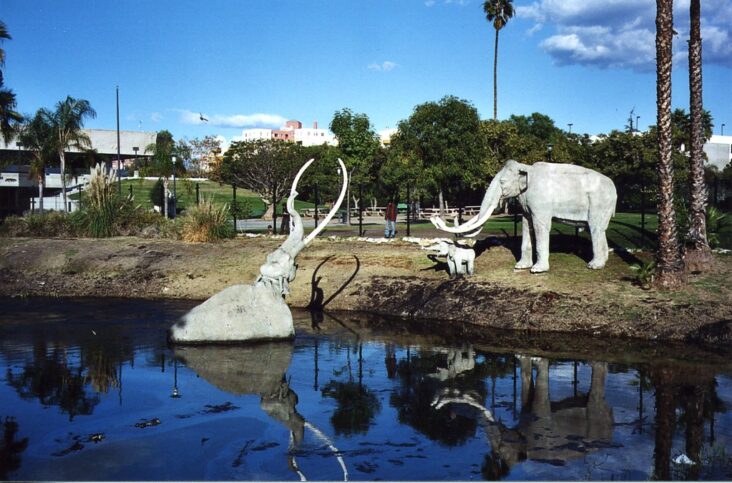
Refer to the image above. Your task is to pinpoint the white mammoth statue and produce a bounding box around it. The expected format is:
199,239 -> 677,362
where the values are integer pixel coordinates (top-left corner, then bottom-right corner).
422,240 -> 475,277
432,160 -> 617,273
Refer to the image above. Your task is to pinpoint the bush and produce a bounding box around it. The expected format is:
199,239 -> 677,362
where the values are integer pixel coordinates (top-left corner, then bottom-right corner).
150,178 -> 165,208
0,212 -> 76,237
180,197 -> 234,242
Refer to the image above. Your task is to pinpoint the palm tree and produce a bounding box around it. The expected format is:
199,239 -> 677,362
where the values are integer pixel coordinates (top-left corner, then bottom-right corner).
483,0 -> 515,120
0,20 -> 22,143
145,130 -> 176,217
655,0 -> 685,288
19,111 -> 55,214
685,0 -> 712,270
41,96 -> 96,213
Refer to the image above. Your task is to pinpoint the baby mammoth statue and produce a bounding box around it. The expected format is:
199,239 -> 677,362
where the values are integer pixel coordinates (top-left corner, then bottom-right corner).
423,240 -> 475,278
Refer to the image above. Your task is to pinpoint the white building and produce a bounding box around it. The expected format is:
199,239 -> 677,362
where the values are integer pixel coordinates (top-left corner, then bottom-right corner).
237,120 -> 337,147
241,128 -> 273,143
703,135 -> 732,171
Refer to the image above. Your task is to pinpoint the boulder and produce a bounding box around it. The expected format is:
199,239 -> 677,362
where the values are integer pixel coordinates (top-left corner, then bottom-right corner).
169,284 -> 294,343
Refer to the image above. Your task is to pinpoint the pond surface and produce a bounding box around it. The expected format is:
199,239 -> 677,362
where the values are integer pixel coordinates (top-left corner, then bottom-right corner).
1,298 -> 731,481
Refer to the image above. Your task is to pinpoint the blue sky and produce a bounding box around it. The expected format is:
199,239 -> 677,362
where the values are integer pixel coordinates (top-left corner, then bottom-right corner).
3,0 -> 731,146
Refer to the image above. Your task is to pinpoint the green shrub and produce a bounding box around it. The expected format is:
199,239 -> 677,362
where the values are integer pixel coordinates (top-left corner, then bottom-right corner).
0,212 -> 75,237
150,178 -> 165,207
630,260 -> 656,290
180,197 -> 234,242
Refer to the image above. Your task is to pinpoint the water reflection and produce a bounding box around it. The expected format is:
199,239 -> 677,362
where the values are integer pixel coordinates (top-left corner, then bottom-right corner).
0,417 -> 29,479
0,299 -> 731,480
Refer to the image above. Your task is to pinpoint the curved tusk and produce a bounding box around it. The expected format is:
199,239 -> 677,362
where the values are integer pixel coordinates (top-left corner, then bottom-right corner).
304,421 -> 348,481
302,158 -> 348,246
431,210 -> 491,234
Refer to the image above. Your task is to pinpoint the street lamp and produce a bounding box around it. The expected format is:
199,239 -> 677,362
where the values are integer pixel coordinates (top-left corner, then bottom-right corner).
723,123 -> 726,136
132,146 -> 139,169
172,155 -> 177,211
567,123 -> 573,134
546,143 -> 553,162
636,115 -> 641,133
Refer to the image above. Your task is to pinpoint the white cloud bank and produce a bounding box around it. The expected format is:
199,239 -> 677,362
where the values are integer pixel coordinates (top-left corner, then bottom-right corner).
517,0 -> 732,71
175,109 -> 287,128
368,61 -> 398,72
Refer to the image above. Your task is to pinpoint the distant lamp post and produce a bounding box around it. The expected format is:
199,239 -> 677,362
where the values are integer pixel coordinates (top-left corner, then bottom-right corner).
567,123 -> 573,134
172,155 -> 177,202
635,116 -> 641,133
546,143 -> 553,162
132,146 -> 139,166
723,123 -> 726,136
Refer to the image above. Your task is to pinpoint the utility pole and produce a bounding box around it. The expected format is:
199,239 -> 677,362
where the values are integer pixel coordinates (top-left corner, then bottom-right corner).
116,86 -> 122,195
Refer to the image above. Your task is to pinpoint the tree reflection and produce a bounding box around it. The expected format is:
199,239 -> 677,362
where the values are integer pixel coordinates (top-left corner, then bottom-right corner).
389,347 -> 488,446
0,417 -> 29,480
322,343 -> 381,436
5,332 -> 135,419
650,363 -> 724,481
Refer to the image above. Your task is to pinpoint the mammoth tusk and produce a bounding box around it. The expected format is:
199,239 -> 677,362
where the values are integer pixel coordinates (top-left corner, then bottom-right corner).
302,158 -> 348,246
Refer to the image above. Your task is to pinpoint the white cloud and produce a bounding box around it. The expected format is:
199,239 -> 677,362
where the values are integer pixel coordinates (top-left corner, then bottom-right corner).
150,112 -> 163,123
425,0 -> 467,6
174,109 -> 287,128
519,0 -> 732,71
368,61 -> 398,72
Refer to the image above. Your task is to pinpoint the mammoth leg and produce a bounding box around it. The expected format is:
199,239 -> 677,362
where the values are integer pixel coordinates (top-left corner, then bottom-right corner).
515,216 -> 534,270
530,216 -> 551,273
587,203 -> 613,269
466,253 -> 475,275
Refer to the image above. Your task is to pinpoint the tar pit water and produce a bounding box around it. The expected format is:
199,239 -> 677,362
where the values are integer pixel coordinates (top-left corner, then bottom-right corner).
1,297 -> 731,481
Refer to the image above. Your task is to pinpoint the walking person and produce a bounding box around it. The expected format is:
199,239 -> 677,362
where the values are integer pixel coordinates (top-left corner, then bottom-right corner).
384,201 -> 397,238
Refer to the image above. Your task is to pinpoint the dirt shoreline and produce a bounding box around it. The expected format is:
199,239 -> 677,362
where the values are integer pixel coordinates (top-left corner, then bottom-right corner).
1,235 -> 730,348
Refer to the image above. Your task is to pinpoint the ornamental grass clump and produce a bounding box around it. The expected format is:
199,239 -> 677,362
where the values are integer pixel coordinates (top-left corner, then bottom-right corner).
0,212 -> 75,237
180,197 -> 234,242
72,163 -> 154,238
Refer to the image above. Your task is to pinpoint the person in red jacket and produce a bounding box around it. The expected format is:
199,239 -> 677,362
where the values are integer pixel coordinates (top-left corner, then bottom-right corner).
384,201 -> 397,238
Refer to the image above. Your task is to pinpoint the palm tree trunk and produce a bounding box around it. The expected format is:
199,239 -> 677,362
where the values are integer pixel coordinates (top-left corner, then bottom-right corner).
493,28 -> 499,121
38,176 -> 44,215
163,177 -> 169,218
685,0 -> 712,270
654,0 -> 685,289
59,150 -> 68,213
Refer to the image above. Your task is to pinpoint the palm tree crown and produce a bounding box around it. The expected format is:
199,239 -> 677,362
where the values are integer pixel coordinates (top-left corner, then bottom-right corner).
41,96 -> 97,212
0,20 -> 22,143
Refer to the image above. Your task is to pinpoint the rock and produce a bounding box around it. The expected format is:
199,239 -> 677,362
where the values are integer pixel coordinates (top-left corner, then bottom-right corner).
169,284 -> 294,343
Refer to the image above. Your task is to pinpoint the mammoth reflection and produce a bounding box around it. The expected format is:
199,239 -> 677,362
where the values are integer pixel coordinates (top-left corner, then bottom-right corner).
394,348 -> 615,475
481,357 -> 614,477
175,343 -> 347,481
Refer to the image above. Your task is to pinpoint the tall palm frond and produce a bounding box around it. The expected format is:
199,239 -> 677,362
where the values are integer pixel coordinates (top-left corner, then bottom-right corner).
0,87 -> 22,143
483,0 -> 515,120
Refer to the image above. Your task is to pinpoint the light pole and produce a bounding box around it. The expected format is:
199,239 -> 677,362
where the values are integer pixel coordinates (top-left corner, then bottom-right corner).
636,115 -> 641,133
547,143 -> 553,162
172,156 -> 177,218
132,146 -> 139,171
723,123 -> 726,136
567,123 -> 573,134
116,86 -> 122,195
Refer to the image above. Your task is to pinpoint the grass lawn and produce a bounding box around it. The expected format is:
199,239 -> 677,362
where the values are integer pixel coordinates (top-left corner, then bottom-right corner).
73,178 -> 314,217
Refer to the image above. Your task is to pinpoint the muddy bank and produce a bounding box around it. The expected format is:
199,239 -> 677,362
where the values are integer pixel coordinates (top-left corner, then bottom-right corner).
0,236 -> 730,347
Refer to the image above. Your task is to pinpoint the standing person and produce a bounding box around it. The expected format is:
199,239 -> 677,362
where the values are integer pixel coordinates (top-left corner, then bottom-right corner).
384,201 -> 397,238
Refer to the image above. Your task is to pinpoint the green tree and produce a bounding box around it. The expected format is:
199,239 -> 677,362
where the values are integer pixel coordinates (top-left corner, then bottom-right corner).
391,96 -> 484,213
0,21 -> 22,143
218,139 -> 304,233
654,0 -> 685,288
18,111 -> 55,214
329,108 -> 382,222
40,96 -> 97,213
144,130 -> 182,217
483,0 -> 515,120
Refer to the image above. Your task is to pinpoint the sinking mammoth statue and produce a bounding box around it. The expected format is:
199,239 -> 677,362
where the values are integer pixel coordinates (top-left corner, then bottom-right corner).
170,158 -> 348,343
432,160 -> 617,273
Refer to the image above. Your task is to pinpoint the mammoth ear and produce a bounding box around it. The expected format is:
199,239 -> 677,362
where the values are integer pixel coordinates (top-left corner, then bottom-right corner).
518,169 -> 529,192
